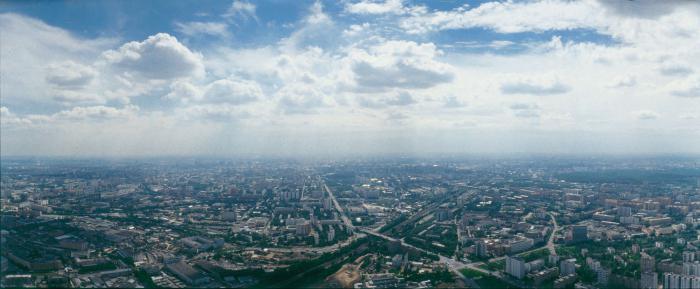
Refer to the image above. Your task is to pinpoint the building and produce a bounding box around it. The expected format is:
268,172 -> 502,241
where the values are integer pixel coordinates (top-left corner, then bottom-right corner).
663,273 -> 700,289
180,236 -> 224,252
640,272 -> 657,289
525,259 -> 545,273
58,238 -> 89,251
475,240 -> 488,258
506,256 -> 526,279
683,262 -> 700,276
508,237 -> 534,254
641,253 -> 656,273
165,261 -> 209,285
548,254 -> 560,266
560,259 -> 576,276
596,268 -> 610,286
296,221 -> 311,236
221,211 -> 236,221
529,267 -> 559,286
554,274 -> 577,289
323,198 -> 333,210
571,225 -> 588,243
327,227 -> 335,241
361,273 -> 405,288
435,204 -> 452,222
618,206 -> 632,217
684,252 -> 696,263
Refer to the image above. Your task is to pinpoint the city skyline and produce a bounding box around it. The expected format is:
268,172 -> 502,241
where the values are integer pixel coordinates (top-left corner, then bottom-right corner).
1,0 -> 700,157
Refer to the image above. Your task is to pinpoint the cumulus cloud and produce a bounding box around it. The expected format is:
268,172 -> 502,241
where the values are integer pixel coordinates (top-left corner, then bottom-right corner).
204,78 -> 263,104
0,13 -> 114,108
669,76 -> 700,98
175,21 -> 229,38
608,75 -> 636,88
635,110 -> 659,120
276,85 -> 328,114
3,0 -> 700,156
357,91 -> 416,109
342,23 -> 370,37
398,0 -> 700,49
658,62 -> 693,76
509,103 -> 540,118
1,105 -> 139,128
178,104 -> 250,122
400,1 -> 602,34
597,0 -> 694,19
279,1 -> 334,51
102,33 -> 205,80
501,76 -> 570,95
345,0 -> 406,15
348,41 -> 453,92
45,61 -> 97,87
223,0 -> 257,21
0,107 -> 32,126
166,78 -> 263,105
53,105 -> 139,120
443,95 -> 467,108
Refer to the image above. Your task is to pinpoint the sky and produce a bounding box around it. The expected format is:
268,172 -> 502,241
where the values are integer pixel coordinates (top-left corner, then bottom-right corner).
1,0 -> 699,157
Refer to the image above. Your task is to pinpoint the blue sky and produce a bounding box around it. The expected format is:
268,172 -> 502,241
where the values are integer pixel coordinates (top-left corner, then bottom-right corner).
0,0 -> 613,52
1,0 -> 699,157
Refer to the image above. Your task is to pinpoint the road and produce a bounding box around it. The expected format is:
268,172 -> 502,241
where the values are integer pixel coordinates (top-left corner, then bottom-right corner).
546,212 -> 559,255
323,181 -> 355,231
362,228 -> 487,288
485,213 -> 560,264
244,178 -> 365,254
245,232 -> 366,254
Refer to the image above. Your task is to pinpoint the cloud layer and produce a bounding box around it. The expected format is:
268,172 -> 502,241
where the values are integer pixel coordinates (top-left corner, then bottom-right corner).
1,0 -> 700,156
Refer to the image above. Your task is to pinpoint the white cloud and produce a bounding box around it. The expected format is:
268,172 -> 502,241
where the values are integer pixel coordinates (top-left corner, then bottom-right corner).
658,62 -> 693,76
347,41 -> 454,92
400,1 -> 603,34
175,21 -> 229,38
635,110 -> 659,120
342,23 -> 370,37
3,1 -> 700,156
53,105 -> 139,121
509,103 -> 540,118
345,0 -> 406,15
279,1 -> 334,51
276,84 -> 328,114
166,77 -> 264,105
357,91 -> 416,109
45,61 -> 97,88
0,13 -> 114,108
203,78 -> 262,104
102,33 -> 205,80
1,105 -> 139,128
669,76 -> 700,98
608,75 -> 636,88
0,107 -> 32,126
399,0 -> 700,50
500,75 -> 570,95
223,0 -> 257,21
177,104 -> 251,122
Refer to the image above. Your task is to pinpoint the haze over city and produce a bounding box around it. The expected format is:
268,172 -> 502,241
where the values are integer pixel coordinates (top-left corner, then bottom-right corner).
1,0 -> 699,157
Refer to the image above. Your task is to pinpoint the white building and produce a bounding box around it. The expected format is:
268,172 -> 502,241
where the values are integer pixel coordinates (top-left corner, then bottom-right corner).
663,273 -> 700,289
506,256 -> 526,279
640,272 -> 657,289
560,259 -> 576,276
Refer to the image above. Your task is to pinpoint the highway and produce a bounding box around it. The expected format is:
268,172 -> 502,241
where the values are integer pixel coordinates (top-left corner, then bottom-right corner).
323,181 -> 355,231
546,212 -> 559,255
361,228 -> 488,288
321,179 -> 515,288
